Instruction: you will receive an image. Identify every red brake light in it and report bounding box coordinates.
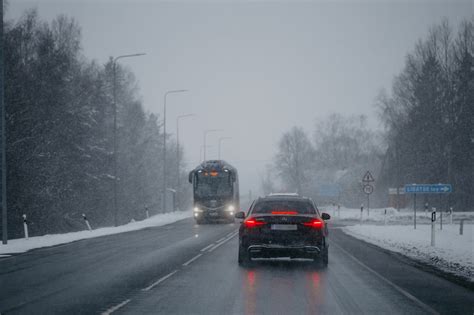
[271,211,298,215]
[303,219,324,229]
[244,218,266,228]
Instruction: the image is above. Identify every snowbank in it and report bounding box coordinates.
[326,206,474,224]
[0,210,192,255]
[343,224,473,282]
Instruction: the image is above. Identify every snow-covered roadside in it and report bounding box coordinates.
[326,206,474,224]
[342,224,473,282]
[0,210,192,256]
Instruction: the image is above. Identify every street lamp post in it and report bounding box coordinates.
[200,145,213,162]
[203,129,223,161]
[218,137,232,160]
[112,53,145,227]
[176,114,195,210]
[162,90,187,213]
[1,6,8,244]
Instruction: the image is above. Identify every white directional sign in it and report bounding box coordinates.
[362,171,375,183]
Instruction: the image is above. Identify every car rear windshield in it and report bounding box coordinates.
[252,200,316,214]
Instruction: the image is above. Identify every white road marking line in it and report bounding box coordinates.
[332,242,439,315]
[216,236,227,243]
[101,299,131,315]
[182,253,203,266]
[142,270,178,292]
[200,243,215,252]
[226,229,239,237]
[208,232,238,252]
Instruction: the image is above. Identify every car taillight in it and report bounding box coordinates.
[271,211,298,215]
[302,219,324,229]
[244,218,266,228]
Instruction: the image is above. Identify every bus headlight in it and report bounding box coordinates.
[194,207,203,213]
[226,205,235,212]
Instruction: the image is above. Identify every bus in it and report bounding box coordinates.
[188,160,240,224]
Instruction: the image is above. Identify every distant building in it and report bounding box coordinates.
[388,188,406,208]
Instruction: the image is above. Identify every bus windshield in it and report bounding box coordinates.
[195,172,232,198]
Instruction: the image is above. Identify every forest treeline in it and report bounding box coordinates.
[1,11,189,237]
[270,18,473,210]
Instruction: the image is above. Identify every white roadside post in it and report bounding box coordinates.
[449,207,453,225]
[384,209,387,226]
[460,219,465,235]
[431,207,436,246]
[82,213,92,231]
[360,204,363,224]
[337,204,341,219]
[22,214,29,239]
[145,205,149,219]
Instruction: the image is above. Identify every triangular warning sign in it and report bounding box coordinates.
[362,171,375,182]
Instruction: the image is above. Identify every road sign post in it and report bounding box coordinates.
[367,194,370,217]
[405,184,452,231]
[362,171,374,218]
[431,208,436,246]
[440,211,443,231]
[414,193,417,230]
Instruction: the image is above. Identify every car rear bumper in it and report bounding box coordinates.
[246,244,321,259]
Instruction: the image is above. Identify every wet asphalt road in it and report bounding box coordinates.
[0,218,472,314]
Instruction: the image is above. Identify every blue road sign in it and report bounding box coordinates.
[404,184,452,194]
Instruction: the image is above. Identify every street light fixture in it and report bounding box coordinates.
[218,137,232,160]
[203,129,223,161]
[176,113,195,210]
[163,89,188,213]
[112,53,146,227]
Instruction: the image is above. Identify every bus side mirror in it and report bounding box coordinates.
[188,171,193,183]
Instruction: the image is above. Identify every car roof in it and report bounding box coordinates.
[257,194,313,203]
[267,192,299,197]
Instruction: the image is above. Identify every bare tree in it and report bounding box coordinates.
[275,127,314,195]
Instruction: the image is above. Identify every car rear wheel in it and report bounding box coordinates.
[321,247,328,267]
[238,245,250,266]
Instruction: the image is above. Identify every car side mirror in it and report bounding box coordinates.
[235,211,246,219]
[321,213,331,220]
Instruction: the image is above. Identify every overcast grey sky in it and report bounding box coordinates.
[6,0,473,196]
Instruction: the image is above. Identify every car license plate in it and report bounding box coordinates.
[209,212,218,217]
[271,224,297,231]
